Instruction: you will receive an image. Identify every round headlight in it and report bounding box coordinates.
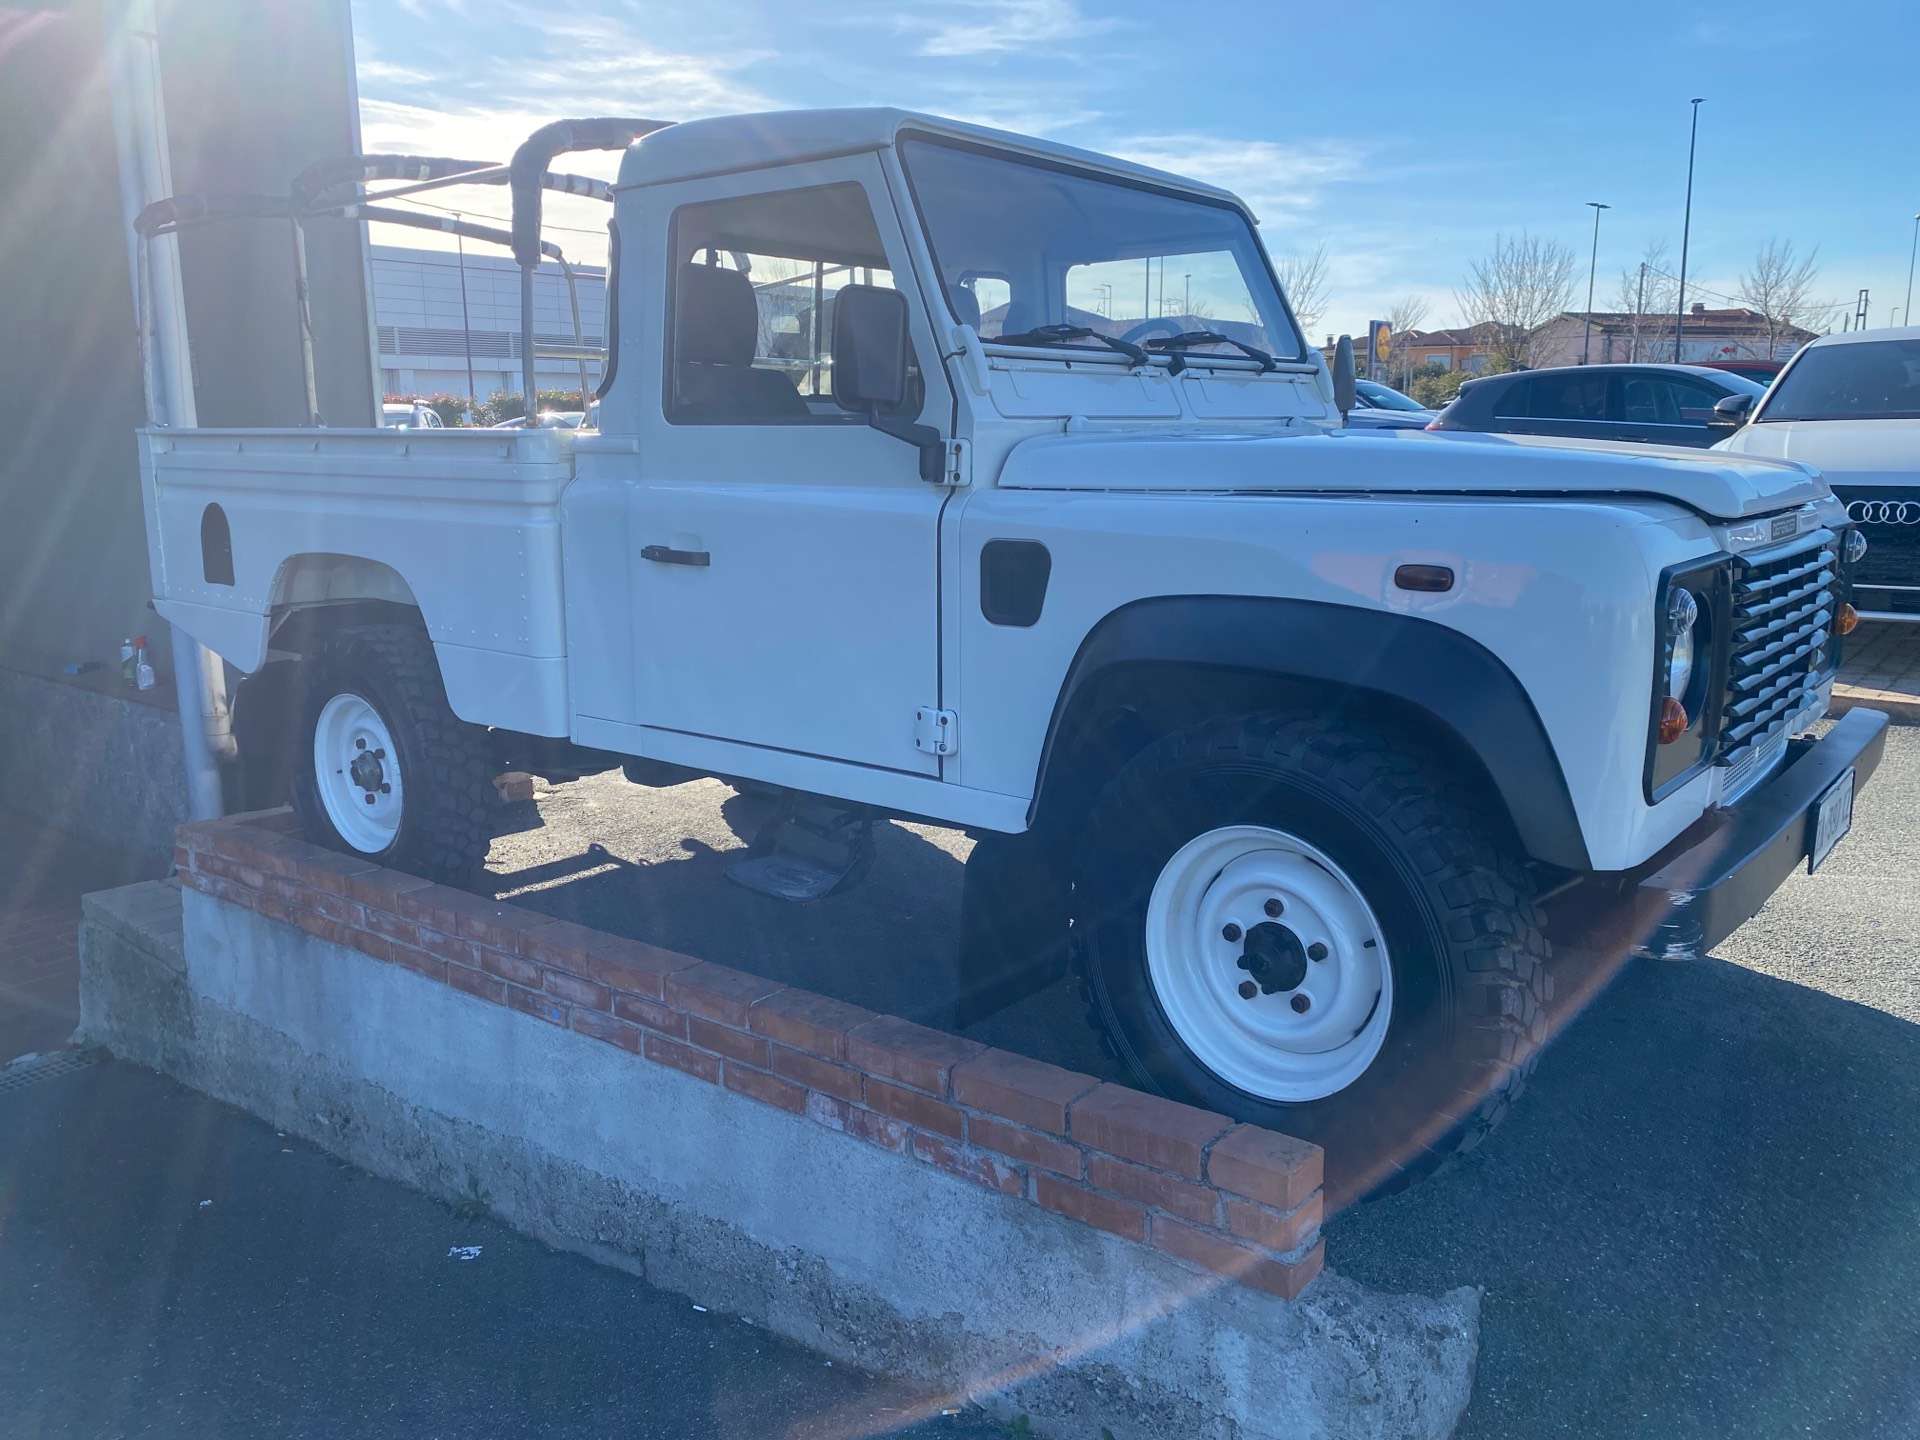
[1846,528,1869,564]
[1667,620,1696,700]
[1666,587,1701,701]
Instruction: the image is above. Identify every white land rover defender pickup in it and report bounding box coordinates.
[137,110,1886,1189]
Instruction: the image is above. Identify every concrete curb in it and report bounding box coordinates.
[80,880,1481,1440]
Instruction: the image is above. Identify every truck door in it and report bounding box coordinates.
[625,156,953,776]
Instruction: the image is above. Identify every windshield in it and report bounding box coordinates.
[1355,380,1428,411]
[1761,338,1920,421]
[899,134,1304,362]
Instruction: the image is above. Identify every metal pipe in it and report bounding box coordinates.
[106,0,228,819]
[521,264,538,415]
[560,256,590,405]
[290,218,322,424]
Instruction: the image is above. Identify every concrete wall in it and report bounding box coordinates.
[0,3,161,680]
[157,0,373,429]
[0,667,186,870]
[81,878,1479,1440]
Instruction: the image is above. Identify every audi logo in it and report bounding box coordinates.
[1846,500,1920,526]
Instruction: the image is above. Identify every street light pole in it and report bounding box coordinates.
[455,221,477,415]
[1906,211,1918,329]
[1582,201,1610,364]
[1673,98,1704,363]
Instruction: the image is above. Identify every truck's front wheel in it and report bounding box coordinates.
[291,624,496,889]
[1073,711,1552,1199]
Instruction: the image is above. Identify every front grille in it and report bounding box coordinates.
[1834,487,1920,595]
[1717,533,1838,766]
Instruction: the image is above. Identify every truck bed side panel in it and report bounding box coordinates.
[141,428,574,736]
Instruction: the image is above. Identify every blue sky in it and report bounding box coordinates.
[352,0,1920,341]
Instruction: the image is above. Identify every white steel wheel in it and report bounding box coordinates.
[312,692,405,855]
[1144,824,1393,1104]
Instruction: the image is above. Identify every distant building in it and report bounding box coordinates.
[1529,305,1817,368]
[371,243,606,403]
[1384,322,1516,374]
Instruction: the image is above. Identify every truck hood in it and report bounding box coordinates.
[999,426,1826,520]
[1714,417,1920,488]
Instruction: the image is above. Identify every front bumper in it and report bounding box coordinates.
[1597,707,1889,960]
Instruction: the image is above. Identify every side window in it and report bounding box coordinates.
[955,275,1010,337]
[1666,377,1727,424]
[666,182,899,425]
[1491,379,1532,419]
[1528,371,1610,420]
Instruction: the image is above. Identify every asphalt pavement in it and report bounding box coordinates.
[0,1057,1006,1440]
[5,725,1915,1437]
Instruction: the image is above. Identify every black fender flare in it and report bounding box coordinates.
[1031,596,1591,871]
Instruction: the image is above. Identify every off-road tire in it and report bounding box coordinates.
[291,623,496,890]
[1072,709,1552,1199]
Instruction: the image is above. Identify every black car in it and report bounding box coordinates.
[1429,364,1767,448]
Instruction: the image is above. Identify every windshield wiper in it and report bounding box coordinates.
[1144,330,1276,374]
[992,323,1149,366]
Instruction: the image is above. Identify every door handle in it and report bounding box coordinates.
[641,544,710,567]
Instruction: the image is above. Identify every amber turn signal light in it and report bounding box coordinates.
[1657,696,1689,745]
[1394,563,1455,593]
[1836,602,1859,636]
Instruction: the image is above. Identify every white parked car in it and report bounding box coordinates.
[380,400,444,429]
[1715,327,1920,621]
[1346,378,1436,430]
[136,108,1886,1189]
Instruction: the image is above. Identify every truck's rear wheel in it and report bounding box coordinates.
[1073,710,1552,1199]
[291,624,496,889]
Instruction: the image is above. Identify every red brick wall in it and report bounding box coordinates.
[176,812,1325,1299]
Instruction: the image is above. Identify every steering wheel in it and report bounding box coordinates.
[1118,316,1186,345]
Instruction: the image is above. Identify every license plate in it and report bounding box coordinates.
[1810,768,1855,873]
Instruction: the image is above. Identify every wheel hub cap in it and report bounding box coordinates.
[1145,825,1394,1103]
[1237,921,1308,995]
[313,693,404,855]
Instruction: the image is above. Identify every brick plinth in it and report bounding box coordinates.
[176,810,1325,1297]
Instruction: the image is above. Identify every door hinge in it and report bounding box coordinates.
[914,706,958,756]
[935,438,971,487]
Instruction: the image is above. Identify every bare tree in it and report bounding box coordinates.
[1737,239,1824,356]
[1385,296,1430,386]
[1613,239,1679,362]
[1454,232,1578,368]
[1274,242,1331,338]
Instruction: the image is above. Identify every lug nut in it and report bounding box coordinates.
[1307,942,1328,962]
[379,783,391,794]
[1290,994,1310,1014]
[373,748,386,760]
[1264,898,1284,918]
[363,793,376,805]
[1222,923,1242,943]
[1237,980,1258,1000]
[355,738,366,750]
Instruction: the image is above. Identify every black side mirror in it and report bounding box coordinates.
[831,283,945,481]
[1710,392,1755,428]
[832,284,910,412]
[1332,336,1357,422]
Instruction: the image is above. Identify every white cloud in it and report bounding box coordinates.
[1106,134,1367,224]
[902,0,1118,59]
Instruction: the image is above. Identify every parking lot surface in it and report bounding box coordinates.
[488,723,1920,1440]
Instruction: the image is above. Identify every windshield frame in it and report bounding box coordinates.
[895,130,1309,367]
[1754,338,1920,424]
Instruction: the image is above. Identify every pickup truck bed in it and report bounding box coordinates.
[144,426,576,737]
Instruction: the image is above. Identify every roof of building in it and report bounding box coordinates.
[1552,306,1817,340]
[614,108,1242,206]
[1399,321,1512,348]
